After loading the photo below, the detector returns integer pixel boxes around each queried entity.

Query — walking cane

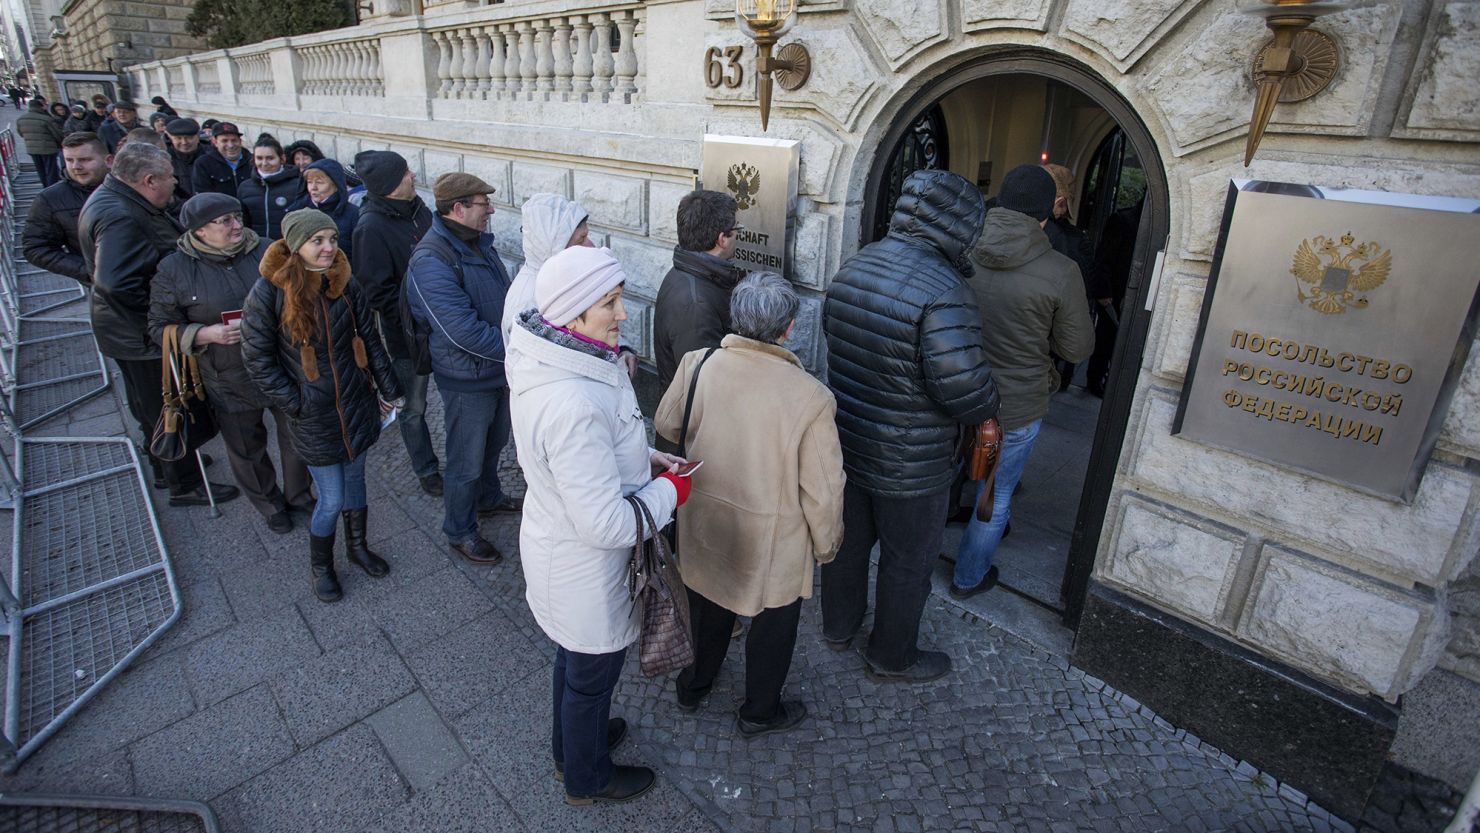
[166,347,220,519]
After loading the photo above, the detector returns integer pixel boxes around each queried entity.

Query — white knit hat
[535,246,626,327]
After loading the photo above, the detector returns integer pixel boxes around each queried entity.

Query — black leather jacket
[823,169,1000,498]
[23,176,97,284]
[240,242,402,466]
[79,175,185,360]
[653,247,746,395]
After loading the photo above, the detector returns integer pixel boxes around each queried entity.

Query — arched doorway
[861,50,1171,629]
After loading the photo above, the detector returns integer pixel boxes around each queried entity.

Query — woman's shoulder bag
[149,324,220,462]
[625,494,694,677]
[964,418,1004,522]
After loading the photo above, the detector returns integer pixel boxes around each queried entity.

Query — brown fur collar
[259,239,351,297]
[258,241,362,380]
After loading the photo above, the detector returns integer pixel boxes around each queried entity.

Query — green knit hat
[280,208,338,255]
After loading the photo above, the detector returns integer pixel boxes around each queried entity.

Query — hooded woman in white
[507,245,690,806]
[501,192,590,346]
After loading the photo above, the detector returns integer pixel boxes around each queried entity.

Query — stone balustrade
[300,39,385,97]
[234,52,275,97]
[192,59,222,95]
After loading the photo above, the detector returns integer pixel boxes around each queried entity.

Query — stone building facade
[125,0,1479,821]
[32,0,203,101]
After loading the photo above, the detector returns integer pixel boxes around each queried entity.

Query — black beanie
[354,150,409,197]
[180,193,242,232]
[997,165,1057,222]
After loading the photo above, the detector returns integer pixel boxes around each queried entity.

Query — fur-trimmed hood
[260,239,351,298]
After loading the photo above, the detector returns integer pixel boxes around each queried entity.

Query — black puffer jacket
[238,166,303,240]
[192,148,254,198]
[240,241,402,466]
[22,176,98,284]
[351,193,433,360]
[148,231,271,413]
[80,175,185,360]
[823,169,1000,498]
[653,247,746,394]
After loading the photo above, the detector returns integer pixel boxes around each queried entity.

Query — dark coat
[149,235,271,413]
[351,193,433,360]
[97,117,141,153]
[16,107,63,155]
[238,166,303,240]
[1044,217,1109,300]
[404,215,512,392]
[653,247,745,394]
[22,176,98,284]
[62,115,92,136]
[286,159,358,257]
[240,242,402,466]
[169,145,205,200]
[822,169,1001,499]
[191,147,254,198]
[79,175,185,360]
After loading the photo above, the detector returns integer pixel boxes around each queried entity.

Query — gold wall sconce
[1240,0,1348,166]
[735,0,811,131]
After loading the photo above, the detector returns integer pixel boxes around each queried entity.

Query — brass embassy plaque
[1174,181,1480,502]
[699,135,800,278]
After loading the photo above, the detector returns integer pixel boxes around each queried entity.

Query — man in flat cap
[404,172,518,565]
[165,118,205,201]
[98,99,140,153]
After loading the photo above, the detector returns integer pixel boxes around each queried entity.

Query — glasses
[726,224,746,235]
[207,213,245,227]
[460,198,492,208]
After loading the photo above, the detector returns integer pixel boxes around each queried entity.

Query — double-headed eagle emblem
[727,162,760,211]
[1290,231,1392,314]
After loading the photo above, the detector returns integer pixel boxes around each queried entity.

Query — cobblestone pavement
[0,148,1461,831]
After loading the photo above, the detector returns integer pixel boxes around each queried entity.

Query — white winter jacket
[501,194,588,348]
[507,313,677,654]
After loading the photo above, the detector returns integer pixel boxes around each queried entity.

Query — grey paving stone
[215,543,310,621]
[295,594,383,654]
[366,691,469,792]
[349,525,449,590]
[144,574,237,661]
[182,606,321,706]
[366,566,494,653]
[357,763,526,833]
[129,684,295,800]
[453,664,556,797]
[403,607,547,719]
[269,632,418,747]
[223,723,409,833]
[2,746,134,795]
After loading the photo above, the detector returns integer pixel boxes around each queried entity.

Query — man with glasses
[653,189,746,432]
[404,173,517,565]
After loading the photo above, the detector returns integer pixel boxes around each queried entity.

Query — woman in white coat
[507,244,691,805]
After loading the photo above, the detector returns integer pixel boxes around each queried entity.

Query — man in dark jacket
[165,118,205,201]
[16,99,64,186]
[191,122,253,198]
[85,96,109,132]
[821,168,1000,683]
[1041,164,1111,391]
[653,189,745,398]
[406,173,517,565]
[22,131,111,284]
[79,143,239,507]
[351,150,441,495]
[63,103,92,136]
[97,99,140,153]
[951,165,1094,600]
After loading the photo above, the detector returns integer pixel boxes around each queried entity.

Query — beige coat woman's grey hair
[655,334,846,617]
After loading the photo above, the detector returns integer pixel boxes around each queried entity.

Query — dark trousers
[30,153,59,187]
[1086,308,1118,394]
[390,358,438,478]
[114,357,202,494]
[437,386,511,543]
[821,481,948,671]
[677,589,801,722]
[215,407,313,518]
[552,645,627,796]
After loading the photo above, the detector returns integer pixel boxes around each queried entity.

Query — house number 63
[704,46,744,88]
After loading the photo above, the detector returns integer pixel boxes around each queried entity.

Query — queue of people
[17,96,1103,807]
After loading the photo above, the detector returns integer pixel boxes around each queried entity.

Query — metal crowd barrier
[0,793,221,832]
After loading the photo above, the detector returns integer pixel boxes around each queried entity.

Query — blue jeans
[438,386,511,543]
[391,358,439,478]
[552,646,627,795]
[306,455,368,536]
[953,419,1042,588]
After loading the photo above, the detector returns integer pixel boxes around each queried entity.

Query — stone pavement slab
[181,606,321,706]
[128,685,295,800]
[364,691,469,792]
[269,632,418,747]
[403,606,548,719]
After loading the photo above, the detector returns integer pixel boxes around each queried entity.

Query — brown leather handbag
[149,324,219,462]
[626,494,694,677]
[964,418,1005,523]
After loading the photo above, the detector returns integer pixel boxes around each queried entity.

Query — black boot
[342,508,390,577]
[310,533,343,603]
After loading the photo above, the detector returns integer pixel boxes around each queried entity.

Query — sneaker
[565,765,656,806]
[266,510,294,534]
[865,649,952,684]
[553,718,628,781]
[450,536,503,565]
[948,566,1000,600]
[736,701,808,739]
[476,496,524,517]
[420,472,443,496]
[168,482,241,507]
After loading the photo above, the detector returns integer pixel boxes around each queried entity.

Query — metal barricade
[0,794,221,832]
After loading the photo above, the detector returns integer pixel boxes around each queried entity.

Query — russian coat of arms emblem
[1290,231,1392,314]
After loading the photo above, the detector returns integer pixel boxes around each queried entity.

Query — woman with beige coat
[655,271,846,738]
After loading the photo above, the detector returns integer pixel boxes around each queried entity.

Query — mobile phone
[675,460,704,477]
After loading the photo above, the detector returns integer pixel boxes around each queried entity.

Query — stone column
[379,31,439,117]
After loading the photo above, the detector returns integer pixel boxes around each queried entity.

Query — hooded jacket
[506,310,678,653]
[500,193,587,346]
[192,146,254,198]
[22,174,99,284]
[79,175,185,360]
[405,215,512,392]
[822,169,1001,499]
[16,105,63,155]
[351,193,433,360]
[238,165,303,240]
[970,207,1095,430]
[239,242,402,466]
[287,159,359,258]
[62,114,92,136]
[148,231,271,413]
[283,140,324,165]
[653,247,747,395]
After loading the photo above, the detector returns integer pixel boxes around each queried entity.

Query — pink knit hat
[535,246,626,326]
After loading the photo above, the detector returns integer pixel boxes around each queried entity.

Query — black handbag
[149,324,219,462]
